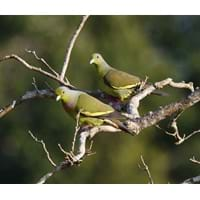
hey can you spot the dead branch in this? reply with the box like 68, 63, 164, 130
126, 88, 200, 134
25, 49, 59, 77
156, 121, 200, 145
71, 110, 81, 152
127, 78, 194, 119
37, 125, 119, 184
28, 130, 56, 167
0, 54, 71, 87
0, 89, 55, 118
58, 143, 68, 156
60, 15, 89, 81
37, 128, 92, 184
138, 155, 154, 184
190, 156, 200, 165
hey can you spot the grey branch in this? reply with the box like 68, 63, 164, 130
0, 89, 55, 118
37, 128, 92, 184
38, 125, 119, 184
127, 78, 194, 119
60, 15, 89, 81
182, 175, 200, 184
126, 88, 200, 134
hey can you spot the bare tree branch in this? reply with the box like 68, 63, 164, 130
60, 15, 90, 81
25, 49, 59, 77
0, 54, 71, 87
0, 89, 55, 118
177, 129, 200, 145
71, 111, 81, 152
190, 156, 200, 165
126, 88, 200, 134
127, 78, 194, 119
37, 128, 92, 184
156, 122, 200, 145
37, 125, 120, 184
28, 130, 56, 167
138, 155, 154, 184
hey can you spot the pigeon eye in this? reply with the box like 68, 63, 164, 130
96, 55, 99, 59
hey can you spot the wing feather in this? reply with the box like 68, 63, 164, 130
77, 94, 114, 117
104, 69, 141, 89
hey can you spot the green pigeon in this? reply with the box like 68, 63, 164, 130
90, 53, 166, 101
55, 86, 132, 134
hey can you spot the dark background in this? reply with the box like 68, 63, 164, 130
0, 16, 199, 183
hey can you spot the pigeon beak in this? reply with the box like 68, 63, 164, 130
90, 58, 94, 64
56, 95, 61, 101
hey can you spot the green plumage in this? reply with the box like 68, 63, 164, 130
55, 87, 114, 126
55, 86, 132, 134
90, 53, 142, 101
77, 94, 114, 117
104, 69, 141, 89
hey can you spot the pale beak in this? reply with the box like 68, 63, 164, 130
56, 95, 61, 101
90, 58, 94, 64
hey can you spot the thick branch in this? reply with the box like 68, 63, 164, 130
60, 15, 89, 81
127, 88, 200, 134
127, 78, 194, 119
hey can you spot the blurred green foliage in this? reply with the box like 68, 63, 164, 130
0, 16, 199, 183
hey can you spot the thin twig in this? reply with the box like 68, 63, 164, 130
38, 129, 92, 184
177, 129, 200, 145
58, 143, 68, 156
32, 77, 40, 93
190, 156, 200, 165
37, 157, 81, 184
156, 125, 200, 145
28, 130, 56, 167
71, 110, 81, 152
60, 15, 89, 81
138, 155, 154, 184
85, 140, 96, 156
0, 54, 72, 87
25, 49, 59, 77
